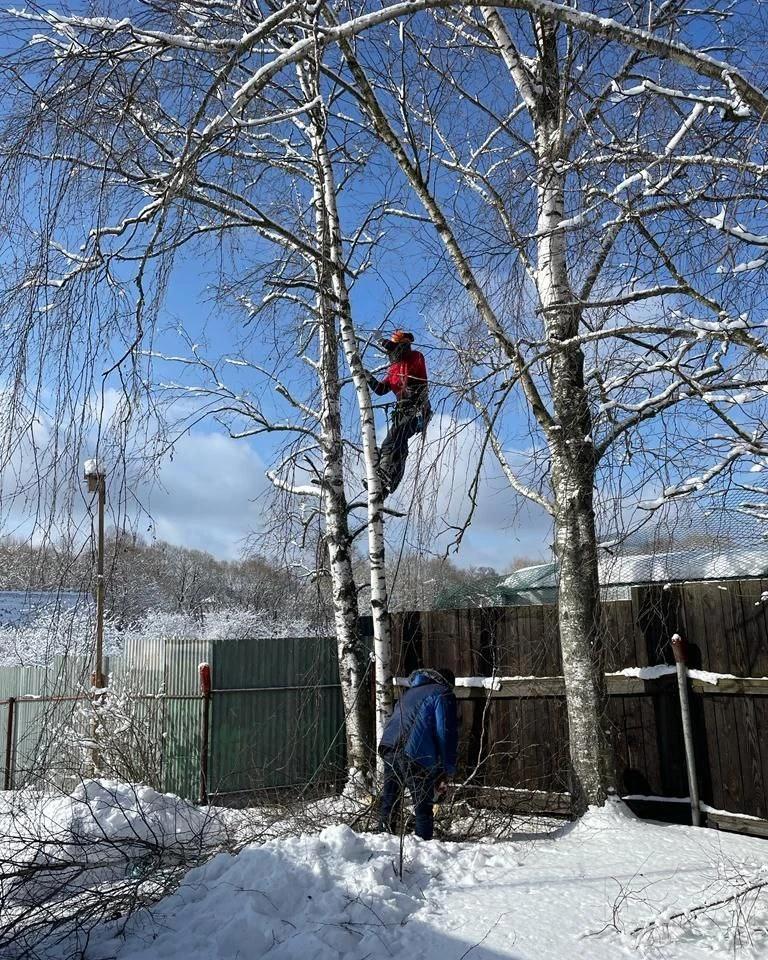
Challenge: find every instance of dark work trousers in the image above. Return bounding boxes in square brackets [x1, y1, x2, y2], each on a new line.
[378, 405, 422, 495]
[379, 749, 441, 840]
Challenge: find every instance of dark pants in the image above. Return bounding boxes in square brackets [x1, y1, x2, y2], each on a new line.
[378, 407, 422, 495]
[379, 750, 441, 840]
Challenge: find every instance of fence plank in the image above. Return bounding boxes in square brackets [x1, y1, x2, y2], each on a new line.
[710, 695, 745, 812]
[702, 584, 730, 672]
[731, 582, 768, 676]
[678, 583, 704, 668]
[752, 698, 768, 819]
[735, 697, 765, 819]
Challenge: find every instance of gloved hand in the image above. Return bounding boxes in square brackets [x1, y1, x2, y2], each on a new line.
[434, 777, 449, 801]
[364, 370, 378, 390]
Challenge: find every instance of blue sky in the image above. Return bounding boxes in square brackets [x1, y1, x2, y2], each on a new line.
[6, 1, 765, 571]
[135, 244, 552, 568]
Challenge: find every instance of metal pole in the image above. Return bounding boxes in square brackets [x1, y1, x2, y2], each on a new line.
[671, 633, 701, 827]
[85, 463, 107, 776]
[199, 663, 212, 805]
[4, 697, 15, 791]
[95, 475, 106, 689]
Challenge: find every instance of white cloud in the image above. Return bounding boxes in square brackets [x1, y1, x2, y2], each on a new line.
[385, 412, 552, 570]
[0, 410, 269, 561]
[137, 431, 269, 559]
[2, 388, 547, 569]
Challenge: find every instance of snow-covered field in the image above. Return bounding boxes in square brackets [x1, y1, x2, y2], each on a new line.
[3, 783, 767, 959]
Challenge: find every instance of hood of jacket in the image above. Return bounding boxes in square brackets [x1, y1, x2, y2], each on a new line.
[409, 668, 448, 688]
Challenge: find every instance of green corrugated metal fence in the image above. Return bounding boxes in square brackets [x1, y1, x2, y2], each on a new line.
[1, 634, 345, 803]
[0, 655, 93, 789]
[207, 636, 345, 802]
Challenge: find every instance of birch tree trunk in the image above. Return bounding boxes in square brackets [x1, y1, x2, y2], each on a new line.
[311, 182, 373, 780]
[533, 19, 612, 809]
[309, 102, 394, 768]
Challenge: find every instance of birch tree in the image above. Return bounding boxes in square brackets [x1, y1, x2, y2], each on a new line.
[0, 4, 387, 782]
[291, 47, 395, 755]
[322, 3, 768, 807]
[3, 0, 767, 810]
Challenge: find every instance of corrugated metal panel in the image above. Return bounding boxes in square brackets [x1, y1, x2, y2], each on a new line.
[1, 634, 343, 803]
[208, 636, 344, 800]
[162, 637, 209, 800]
[0, 655, 92, 789]
[109, 634, 205, 798]
[0, 638, 208, 798]
[112, 635, 165, 691]
[165, 637, 210, 695]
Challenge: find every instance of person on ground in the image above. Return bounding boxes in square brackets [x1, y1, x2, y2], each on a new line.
[365, 330, 431, 497]
[378, 666, 458, 840]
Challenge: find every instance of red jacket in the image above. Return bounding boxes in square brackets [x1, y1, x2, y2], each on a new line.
[375, 350, 428, 401]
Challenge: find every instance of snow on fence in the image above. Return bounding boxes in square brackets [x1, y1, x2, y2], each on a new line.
[381, 577, 768, 826]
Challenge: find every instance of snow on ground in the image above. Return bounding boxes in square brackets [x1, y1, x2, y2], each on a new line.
[16, 794, 766, 960]
[0, 781, 236, 943]
[1, 780, 229, 855]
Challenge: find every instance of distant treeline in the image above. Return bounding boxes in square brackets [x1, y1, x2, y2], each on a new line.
[0, 534, 316, 621]
[0, 534, 528, 620]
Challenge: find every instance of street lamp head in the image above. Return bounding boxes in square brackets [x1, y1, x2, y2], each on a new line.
[83, 458, 106, 493]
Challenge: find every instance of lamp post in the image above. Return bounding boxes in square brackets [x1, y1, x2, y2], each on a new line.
[84, 459, 106, 690]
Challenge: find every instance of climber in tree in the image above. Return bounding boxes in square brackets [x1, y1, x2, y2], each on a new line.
[365, 330, 431, 497]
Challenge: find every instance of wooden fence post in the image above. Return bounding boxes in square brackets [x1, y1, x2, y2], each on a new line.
[4, 697, 15, 791]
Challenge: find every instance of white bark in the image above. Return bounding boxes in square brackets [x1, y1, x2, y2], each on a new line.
[341, 13, 615, 806]
[310, 181, 373, 779]
[530, 18, 612, 809]
[302, 53, 394, 767]
[537, 165, 612, 808]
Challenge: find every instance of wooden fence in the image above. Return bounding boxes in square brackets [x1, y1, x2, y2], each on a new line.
[388, 578, 768, 824]
[4, 580, 768, 825]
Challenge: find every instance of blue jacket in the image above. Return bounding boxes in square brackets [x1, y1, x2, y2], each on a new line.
[379, 670, 458, 775]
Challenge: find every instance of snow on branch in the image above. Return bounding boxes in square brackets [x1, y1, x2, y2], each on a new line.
[640, 444, 752, 508]
[158, 0, 767, 199]
[613, 78, 750, 118]
[705, 207, 768, 248]
[266, 469, 322, 499]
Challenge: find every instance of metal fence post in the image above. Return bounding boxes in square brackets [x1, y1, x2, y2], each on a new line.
[199, 663, 212, 805]
[4, 697, 16, 791]
[671, 633, 701, 827]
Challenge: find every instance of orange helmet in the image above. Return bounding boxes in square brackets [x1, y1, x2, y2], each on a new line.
[390, 330, 414, 344]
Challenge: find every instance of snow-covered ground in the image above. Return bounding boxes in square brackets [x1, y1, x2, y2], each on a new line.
[4, 785, 767, 960]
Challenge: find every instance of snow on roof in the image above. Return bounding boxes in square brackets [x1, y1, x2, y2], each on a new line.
[502, 546, 768, 592]
[501, 564, 559, 591]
